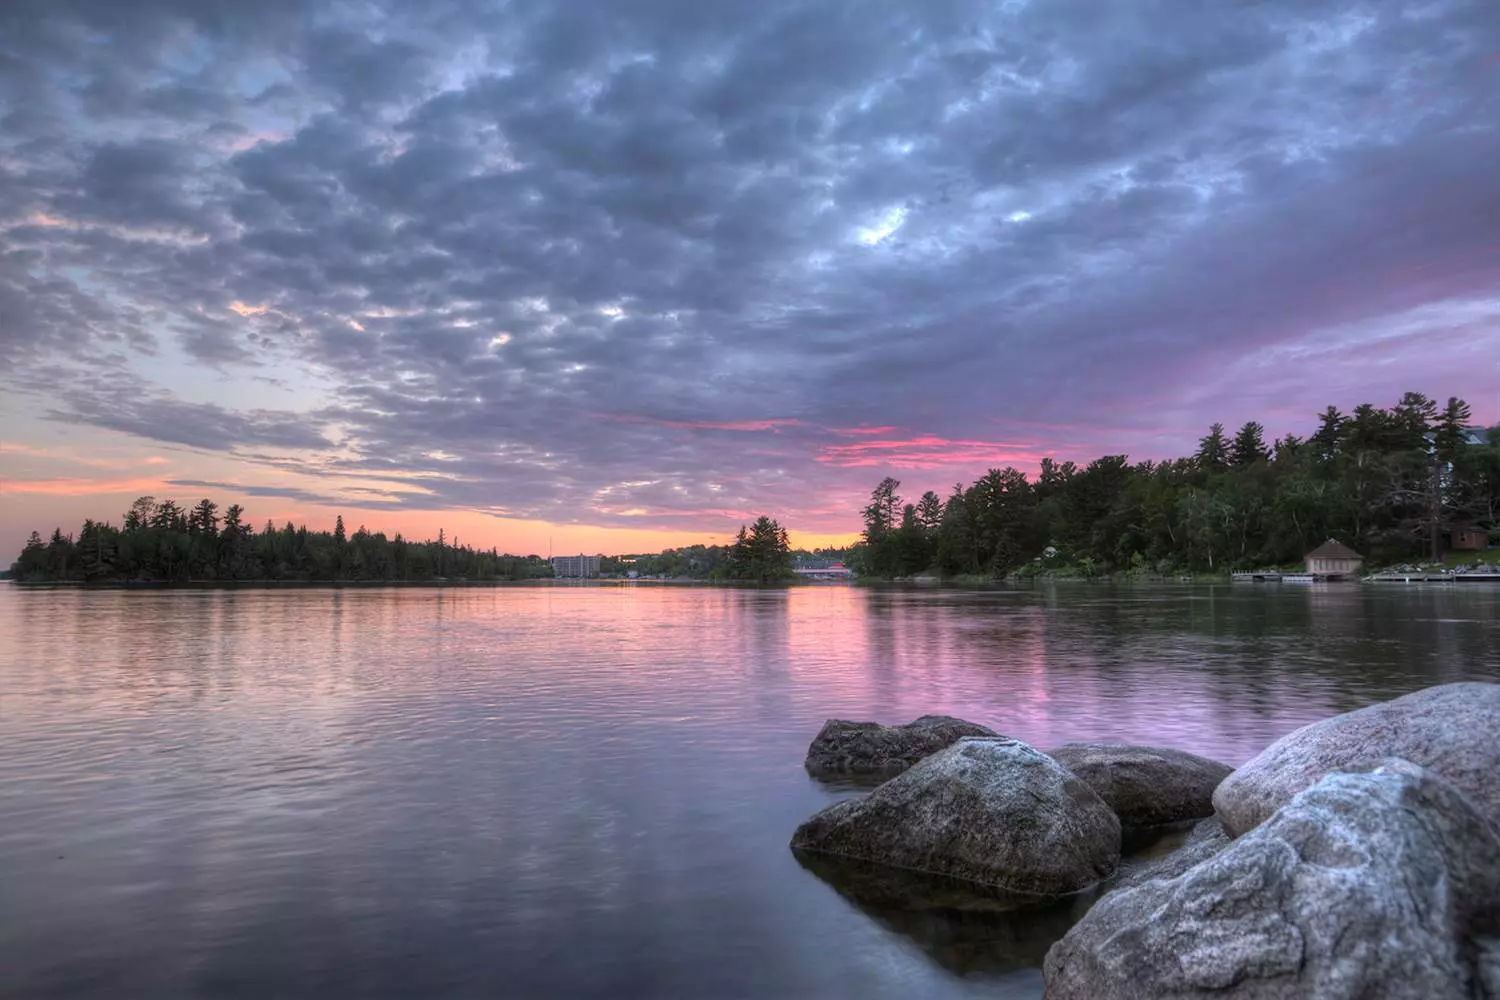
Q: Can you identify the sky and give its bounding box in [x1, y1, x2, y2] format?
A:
[3, 0, 1499, 559]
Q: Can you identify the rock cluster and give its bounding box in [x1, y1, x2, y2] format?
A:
[1045, 761, 1500, 1000]
[1045, 681, 1500, 999]
[790, 684, 1500, 1000]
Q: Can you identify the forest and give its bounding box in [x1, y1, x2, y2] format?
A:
[8, 496, 554, 583]
[854, 392, 1499, 579]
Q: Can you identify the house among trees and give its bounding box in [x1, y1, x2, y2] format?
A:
[1450, 525, 1489, 551]
[1305, 539, 1364, 578]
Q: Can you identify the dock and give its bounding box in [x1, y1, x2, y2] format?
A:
[1366, 572, 1500, 583]
[1231, 571, 1349, 583]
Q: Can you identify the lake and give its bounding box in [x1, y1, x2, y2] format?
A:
[2, 583, 1497, 999]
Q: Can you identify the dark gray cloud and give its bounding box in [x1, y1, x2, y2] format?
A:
[166, 478, 405, 510]
[2, 0, 1498, 532]
[31, 364, 333, 452]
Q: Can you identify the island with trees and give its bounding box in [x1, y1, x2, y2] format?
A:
[8, 497, 554, 584]
[601, 516, 824, 582]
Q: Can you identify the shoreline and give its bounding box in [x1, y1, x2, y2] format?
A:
[10, 574, 1496, 591]
[1, 577, 839, 590]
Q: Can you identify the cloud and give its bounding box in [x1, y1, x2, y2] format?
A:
[164, 478, 407, 509]
[30, 365, 333, 452]
[1, 0, 1497, 536]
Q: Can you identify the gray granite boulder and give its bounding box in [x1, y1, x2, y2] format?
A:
[1048, 743, 1232, 834]
[1044, 760, 1500, 1000]
[792, 737, 1121, 895]
[803, 714, 1000, 778]
[1214, 682, 1500, 836]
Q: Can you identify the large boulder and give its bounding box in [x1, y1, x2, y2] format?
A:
[791, 737, 1121, 895]
[1214, 682, 1500, 836]
[1044, 761, 1500, 1000]
[803, 714, 1000, 778]
[1048, 743, 1232, 835]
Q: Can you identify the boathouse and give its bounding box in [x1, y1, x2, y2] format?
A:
[1305, 539, 1363, 578]
[1450, 525, 1488, 551]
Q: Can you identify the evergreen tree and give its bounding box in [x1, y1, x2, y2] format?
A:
[1229, 421, 1269, 469]
[191, 499, 219, 537]
[1311, 406, 1344, 460]
[1196, 423, 1229, 472]
[860, 478, 903, 577]
[916, 491, 944, 534]
[1433, 397, 1473, 463]
[725, 516, 794, 582]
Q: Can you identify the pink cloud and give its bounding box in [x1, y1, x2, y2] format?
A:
[4, 476, 168, 496]
[591, 413, 804, 432]
[816, 435, 1048, 470]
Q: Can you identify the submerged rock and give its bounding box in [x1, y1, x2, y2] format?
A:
[1213, 682, 1500, 836]
[803, 715, 1000, 778]
[1110, 816, 1231, 892]
[792, 737, 1121, 895]
[1047, 743, 1232, 836]
[1044, 760, 1500, 1000]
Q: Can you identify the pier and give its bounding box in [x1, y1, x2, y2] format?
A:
[1366, 572, 1500, 583]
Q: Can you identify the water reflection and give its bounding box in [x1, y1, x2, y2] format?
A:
[1, 583, 1496, 1000]
[793, 851, 1093, 976]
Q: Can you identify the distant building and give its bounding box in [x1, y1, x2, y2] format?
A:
[551, 554, 601, 579]
[1305, 539, 1363, 577]
[793, 561, 854, 580]
[1451, 526, 1489, 551]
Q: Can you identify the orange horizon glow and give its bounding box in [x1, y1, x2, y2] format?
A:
[0, 476, 861, 558]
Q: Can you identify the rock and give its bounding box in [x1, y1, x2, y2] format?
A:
[1479, 940, 1500, 1000]
[1043, 760, 1500, 1000]
[1110, 816, 1231, 892]
[803, 714, 1000, 778]
[791, 737, 1121, 895]
[1047, 743, 1232, 835]
[1214, 682, 1500, 836]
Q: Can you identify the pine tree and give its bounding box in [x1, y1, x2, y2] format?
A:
[1311, 406, 1344, 460]
[1197, 423, 1228, 472]
[916, 491, 944, 534]
[1229, 421, 1269, 469]
[861, 478, 902, 576]
[191, 499, 219, 537]
[1433, 397, 1473, 463]
[151, 500, 184, 532]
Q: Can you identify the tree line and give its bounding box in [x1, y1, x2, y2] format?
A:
[854, 392, 1499, 578]
[600, 515, 803, 582]
[9, 496, 554, 583]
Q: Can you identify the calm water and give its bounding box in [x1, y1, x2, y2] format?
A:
[3, 583, 1498, 999]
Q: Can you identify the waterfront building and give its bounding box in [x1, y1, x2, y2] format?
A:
[552, 554, 602, 578]
[1304, 539, 1363, 577]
